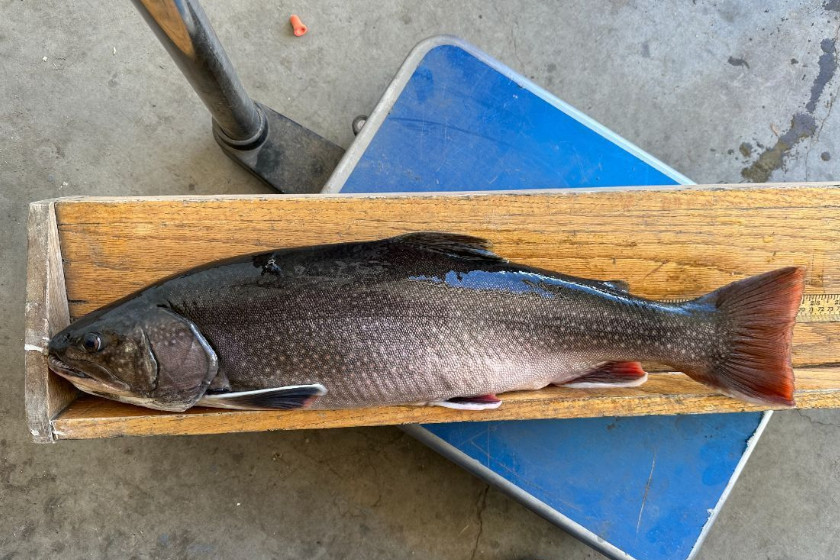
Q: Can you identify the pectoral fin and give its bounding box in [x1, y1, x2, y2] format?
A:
[197, 384, 326, 410]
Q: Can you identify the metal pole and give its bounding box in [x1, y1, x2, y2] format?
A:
[131, 0, 263, 143]
[130, 0, 344, 193]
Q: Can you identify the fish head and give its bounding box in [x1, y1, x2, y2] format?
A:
[48, 299, 218, 412]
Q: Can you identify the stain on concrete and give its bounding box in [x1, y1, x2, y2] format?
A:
[152, 530, 212, 559]
[822, 151, 832, 161]
[19, 521, 35, 541]
[806, 39, 838, 113]
[42, 495, 63, 527]
[741, 113, 817, 182]
[741, 38, 837, 181]
[641, 41, 651, 58]
[825, 0, 840, 12]
[727, 56, 750, 69]
[739, 142, 753, 157]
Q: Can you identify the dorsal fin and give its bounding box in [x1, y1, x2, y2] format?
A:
[393, 232, 507, 262]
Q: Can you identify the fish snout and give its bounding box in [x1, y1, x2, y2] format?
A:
[48, 331, 72, 355]
[46, 331, 90, 379]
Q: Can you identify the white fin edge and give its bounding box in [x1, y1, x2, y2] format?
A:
[430, 399, 503, 411]
[200, 384, 328, 401]
[564, 372, 649, 389]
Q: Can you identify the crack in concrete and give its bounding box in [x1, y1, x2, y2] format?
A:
[469, 485, 489, 560]
[795, 409, 840, 429]
[806, 22, 840, 179]
[814, 23, 840, 146]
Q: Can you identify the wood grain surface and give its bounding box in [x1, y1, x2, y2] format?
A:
[26, 183, 840, 439]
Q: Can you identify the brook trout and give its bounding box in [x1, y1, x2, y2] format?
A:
[48, 233, 804, 412]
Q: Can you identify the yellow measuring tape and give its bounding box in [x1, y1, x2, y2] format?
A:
[797, 294, 840, 323]
[664, 294, 838, 323]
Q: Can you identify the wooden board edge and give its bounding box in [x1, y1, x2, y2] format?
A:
[42, 180, 840, 206]
[24, 201, 77, 443]
[50, 369, 840, 440]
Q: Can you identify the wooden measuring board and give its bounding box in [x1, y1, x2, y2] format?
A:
[24, 183, 840, 441]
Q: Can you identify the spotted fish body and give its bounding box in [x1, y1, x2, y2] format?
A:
[48, 233, 804, 412]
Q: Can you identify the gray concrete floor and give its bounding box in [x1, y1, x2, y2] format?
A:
[2, 0, 840, 558]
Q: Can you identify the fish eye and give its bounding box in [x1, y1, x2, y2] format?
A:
[82, 332, 103, 353]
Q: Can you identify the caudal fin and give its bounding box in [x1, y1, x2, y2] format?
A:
[685, 267, 805, 406]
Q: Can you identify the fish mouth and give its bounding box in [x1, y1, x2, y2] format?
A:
[48, 355, 90, 379]
[47, 355, 131, 392]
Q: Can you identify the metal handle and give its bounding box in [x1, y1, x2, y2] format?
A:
[132, 0, 265, 144]
[131, 0, 264, 143]
[129, 0, 344, 193]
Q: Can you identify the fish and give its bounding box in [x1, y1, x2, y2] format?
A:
[47, 232, 805, 413]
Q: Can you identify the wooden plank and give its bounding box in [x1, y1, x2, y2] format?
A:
[50, 369, 840, 440]
[24, 202, 78, 443]
[25, 183, 840, 440]
[56, 185, 840, 315]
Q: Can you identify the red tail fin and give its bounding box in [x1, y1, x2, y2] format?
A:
[685, 267, 805, 406]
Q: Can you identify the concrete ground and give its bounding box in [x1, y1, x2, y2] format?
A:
[2, 0, 840, 558]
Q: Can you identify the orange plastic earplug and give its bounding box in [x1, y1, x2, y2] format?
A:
[290, 15, 307, 37]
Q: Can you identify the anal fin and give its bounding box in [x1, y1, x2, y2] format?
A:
[563, 362, 648, 389]
[430, 394, 502, 410]
[196, 384, 326, 410]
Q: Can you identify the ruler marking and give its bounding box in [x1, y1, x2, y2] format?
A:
[797, 294, 840, 323]
[662, 294, 840, 323]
